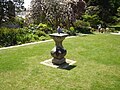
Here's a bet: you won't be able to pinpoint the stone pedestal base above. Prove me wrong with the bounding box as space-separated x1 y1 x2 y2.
52 58 66 65
40 59 76 69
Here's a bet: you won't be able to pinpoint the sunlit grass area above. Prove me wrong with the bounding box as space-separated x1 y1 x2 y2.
0 34 120 90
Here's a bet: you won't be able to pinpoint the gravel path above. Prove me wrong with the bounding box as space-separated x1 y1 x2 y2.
111 32 120 35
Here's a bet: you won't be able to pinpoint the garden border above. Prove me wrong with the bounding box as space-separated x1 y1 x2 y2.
0 36 76 50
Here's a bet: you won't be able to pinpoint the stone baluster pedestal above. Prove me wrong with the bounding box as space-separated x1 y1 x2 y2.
40 33 76 69
49 33 68 65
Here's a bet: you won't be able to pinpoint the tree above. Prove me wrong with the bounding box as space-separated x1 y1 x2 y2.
13 0 25 13
87 0 120 24
30 0 46 24
0 0 24 27
30 0 86 30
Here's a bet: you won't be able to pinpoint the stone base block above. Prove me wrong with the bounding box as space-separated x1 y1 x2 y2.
40 59 76 69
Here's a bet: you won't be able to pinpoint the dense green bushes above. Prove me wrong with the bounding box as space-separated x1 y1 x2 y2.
63 20 92 35
0 28 32 47
0 23 52 47
1 17 25 28
73 20 91 34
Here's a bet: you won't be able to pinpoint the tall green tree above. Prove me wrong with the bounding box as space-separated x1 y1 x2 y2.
0 0 24 27
0 0 15 26
87 0 120 24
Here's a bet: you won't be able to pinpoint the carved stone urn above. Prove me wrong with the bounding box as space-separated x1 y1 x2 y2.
49 33 68 65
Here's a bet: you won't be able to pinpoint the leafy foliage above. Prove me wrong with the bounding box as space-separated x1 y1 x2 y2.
87 0 120 24
30 0 86 29
0 24 52 47
82 14 101 28
0 0 25 27
0 0 15 26
73 20 91 34
66 26 76 35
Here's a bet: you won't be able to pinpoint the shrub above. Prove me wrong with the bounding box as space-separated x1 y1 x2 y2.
74 20 90 28
73 20 91 34
33 35 39 41
37 23 53 34
1 16 24 28
39 36 46 41
82 14 101 28
0 28 18 46
28 23 53 34
0 23 53 47
38 23 47 28
68 27 76 35
0 28 33 47
15 16 25 28
35 31 47 37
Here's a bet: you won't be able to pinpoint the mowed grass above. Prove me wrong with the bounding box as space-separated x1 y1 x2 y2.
0 34 120 90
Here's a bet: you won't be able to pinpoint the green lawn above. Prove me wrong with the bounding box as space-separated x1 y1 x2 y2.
0 34 120 90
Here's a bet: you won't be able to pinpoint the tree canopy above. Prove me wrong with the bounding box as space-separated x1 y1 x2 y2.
30 0 86 29
87 0 120 24
29 0 120 28
0 0 24 27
